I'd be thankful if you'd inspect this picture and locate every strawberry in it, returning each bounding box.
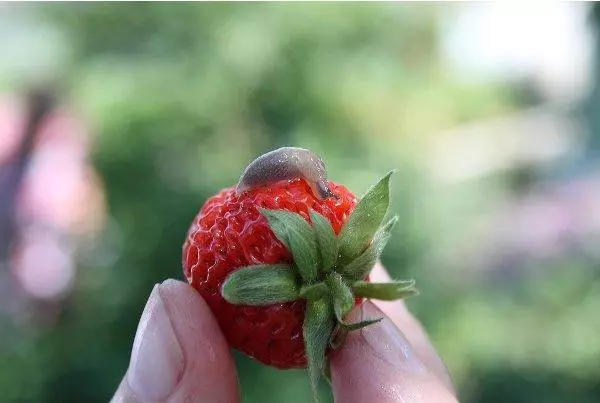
[182,148,417,397]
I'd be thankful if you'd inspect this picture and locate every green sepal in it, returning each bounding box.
[309,209,338,271]
[340,216,398,281]
[299,282,328,300]
[326,272,354,323]
[323,361,332,386]
[339,317,383,330]
[221,264,300,305]
[329,317,383,350]
[329,326,347,350]
[303,298,335,402]
[260,208,319,283]
[352,280,418,300]
[338,171,393,263]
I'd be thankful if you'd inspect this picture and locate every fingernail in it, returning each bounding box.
[357,301,427,374]
[127,284,184,400]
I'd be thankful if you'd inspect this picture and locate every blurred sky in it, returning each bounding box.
[441,3,593,105]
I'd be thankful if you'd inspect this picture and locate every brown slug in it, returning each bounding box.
[236,147,337,199]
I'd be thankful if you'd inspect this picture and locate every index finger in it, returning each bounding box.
[329,301,457,403]
[370,263,455,391]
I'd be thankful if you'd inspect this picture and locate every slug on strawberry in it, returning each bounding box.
[182,147,417,400]
[236,146,337,199]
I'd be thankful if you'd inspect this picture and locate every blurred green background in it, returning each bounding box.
[1,3,599,402]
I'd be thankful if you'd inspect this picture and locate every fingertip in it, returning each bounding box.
[330,301,428,376]
[159,278,193,293]
[113,280,240,403]
[125,285,184,401]
[330,302,456,403]
[157,279,240,402]
[160,278,185,286]
[371,261,392,282]
[370,263,456,392]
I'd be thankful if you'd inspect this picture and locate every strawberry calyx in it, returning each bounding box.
[221,171,417,400]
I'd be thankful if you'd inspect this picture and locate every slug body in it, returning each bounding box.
[236,147,336,199]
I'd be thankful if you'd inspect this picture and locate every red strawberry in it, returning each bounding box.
[184,178,356,367]
[182,147,417,397]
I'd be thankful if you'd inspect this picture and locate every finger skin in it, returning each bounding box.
[112,266,452,402]
[112,279,240,403]
[371,263,455,391]
[330,302,457,403]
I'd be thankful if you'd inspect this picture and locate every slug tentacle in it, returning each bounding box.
[236,147,337,200]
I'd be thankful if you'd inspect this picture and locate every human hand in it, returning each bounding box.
[111,263,457,403]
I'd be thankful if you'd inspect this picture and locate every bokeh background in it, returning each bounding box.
[1,3,599,402]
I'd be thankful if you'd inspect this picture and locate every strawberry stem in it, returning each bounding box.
[304,298,334,402]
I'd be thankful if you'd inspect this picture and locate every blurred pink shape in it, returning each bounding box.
[16,106,105,234]
[12,228,75,300]
[0,94,106,300]
[0,97,26,164]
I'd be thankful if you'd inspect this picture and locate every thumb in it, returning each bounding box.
[330,301,457,403]
[111,280,239,403]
